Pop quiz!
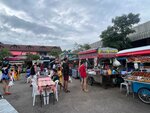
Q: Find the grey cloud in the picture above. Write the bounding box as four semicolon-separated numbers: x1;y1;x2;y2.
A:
0;0;150;50
0;14;56;35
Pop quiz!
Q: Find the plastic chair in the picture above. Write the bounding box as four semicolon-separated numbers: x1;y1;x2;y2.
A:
46;88;55;105
27;76;31;83
46;80;59;104
32;80;46;106
55;80;59;102
120;81;130;96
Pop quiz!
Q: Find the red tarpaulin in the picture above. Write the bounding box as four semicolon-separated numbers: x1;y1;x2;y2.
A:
11;51;22;56
11;51;37;56
117;50;150;57
117;45;150;57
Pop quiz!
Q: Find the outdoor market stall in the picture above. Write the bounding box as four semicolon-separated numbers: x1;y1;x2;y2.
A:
78;47;120;88
117;45;150;104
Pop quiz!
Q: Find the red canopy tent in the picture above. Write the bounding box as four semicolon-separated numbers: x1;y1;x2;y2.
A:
117;45;150;57
78;48;98;59
78;47;118;59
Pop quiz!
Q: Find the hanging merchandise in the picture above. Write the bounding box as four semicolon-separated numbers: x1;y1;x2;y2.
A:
110;59;112;64
94;58;97;67
0;70;2;81
113;58;121;67
107;69;112;75
134;62;138;69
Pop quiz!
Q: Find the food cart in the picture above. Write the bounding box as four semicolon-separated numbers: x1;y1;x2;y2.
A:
117;45;150;104
78;47;120;88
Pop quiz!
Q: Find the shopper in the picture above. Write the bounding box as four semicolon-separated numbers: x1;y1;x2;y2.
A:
30;65;35;78
1;64;11;95
40;63;44;75
51;69;59;82
26;66;31;83
79;61;88;92
57;67;63;90
36;64;41;76
62;58;70;93
30;65;36;87
34;62;37;74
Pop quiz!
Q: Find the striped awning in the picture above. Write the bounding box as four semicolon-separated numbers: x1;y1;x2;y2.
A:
117;45;150;57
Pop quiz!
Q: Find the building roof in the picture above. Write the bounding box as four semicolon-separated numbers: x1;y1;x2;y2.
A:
0;43;61;52
129;21;150;41
90;40;102;48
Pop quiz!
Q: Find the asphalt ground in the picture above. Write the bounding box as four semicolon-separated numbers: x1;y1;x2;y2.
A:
0;74;150;113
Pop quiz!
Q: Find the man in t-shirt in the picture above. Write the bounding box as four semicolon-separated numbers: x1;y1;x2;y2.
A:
62;58;70;93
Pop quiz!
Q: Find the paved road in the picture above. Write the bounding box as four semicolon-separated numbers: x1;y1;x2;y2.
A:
0;74;150;113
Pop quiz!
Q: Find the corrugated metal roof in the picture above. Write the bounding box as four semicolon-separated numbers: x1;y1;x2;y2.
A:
129;21;150;41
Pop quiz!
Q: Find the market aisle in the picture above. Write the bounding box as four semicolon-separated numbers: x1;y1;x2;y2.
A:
0;74;150;113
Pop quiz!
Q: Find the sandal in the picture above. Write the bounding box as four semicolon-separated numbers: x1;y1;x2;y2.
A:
5;92;11;95
84;89;88;93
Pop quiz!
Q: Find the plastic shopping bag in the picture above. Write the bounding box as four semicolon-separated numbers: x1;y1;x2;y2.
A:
69;76;72;83
8;79;14;87
113;58;121;67
8;81;14;87
0;71;2;81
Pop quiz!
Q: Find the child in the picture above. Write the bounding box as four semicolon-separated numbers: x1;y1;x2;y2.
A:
51;69;59;82
26;67;31;83
8;72;14;87
57;67;63;90
14;70;18;80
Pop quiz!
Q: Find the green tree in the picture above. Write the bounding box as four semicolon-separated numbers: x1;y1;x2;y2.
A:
0;48;11;61
49;49;62;58
73;42;91;53
100;13;140;50
79;44;91;50
26;53;40;61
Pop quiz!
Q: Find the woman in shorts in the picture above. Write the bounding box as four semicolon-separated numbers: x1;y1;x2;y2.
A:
2;64;11;95
79;61;88;92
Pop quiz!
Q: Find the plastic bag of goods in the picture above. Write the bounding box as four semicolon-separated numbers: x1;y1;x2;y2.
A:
113;59;121;67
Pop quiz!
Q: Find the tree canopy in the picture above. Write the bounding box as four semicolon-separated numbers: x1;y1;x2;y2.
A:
0;48;11;61
100;13;140;50
49;49;61;58
73;42;91;53
26;53;40;61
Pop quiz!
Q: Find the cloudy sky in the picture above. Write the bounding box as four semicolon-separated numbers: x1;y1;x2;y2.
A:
0;0;150;50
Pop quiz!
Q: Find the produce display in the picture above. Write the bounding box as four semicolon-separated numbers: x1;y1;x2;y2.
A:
127;71;150;83
127;56;150;63
132;71;150;77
